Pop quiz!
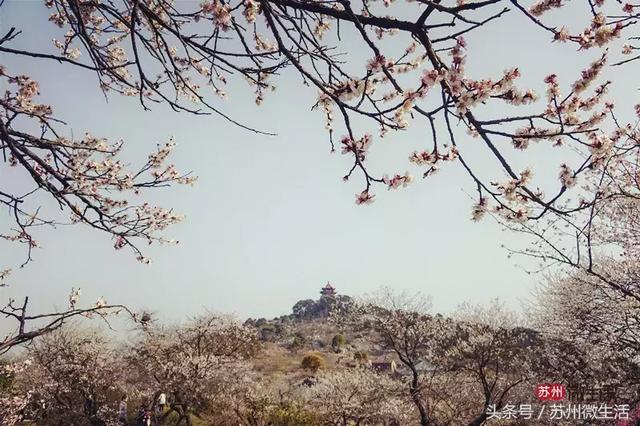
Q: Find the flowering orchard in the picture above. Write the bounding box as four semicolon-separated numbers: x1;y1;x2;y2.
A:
2;295;638;426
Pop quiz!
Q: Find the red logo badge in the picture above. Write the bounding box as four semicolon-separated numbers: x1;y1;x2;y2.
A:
536;383;566;401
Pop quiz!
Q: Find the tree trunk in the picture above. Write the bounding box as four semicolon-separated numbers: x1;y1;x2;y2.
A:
467;412;487;426
409;364;429;426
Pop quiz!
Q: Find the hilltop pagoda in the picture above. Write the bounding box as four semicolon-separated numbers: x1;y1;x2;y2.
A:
320;282;336;297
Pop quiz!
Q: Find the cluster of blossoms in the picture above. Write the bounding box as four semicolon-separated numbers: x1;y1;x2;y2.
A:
93;296;107;309
313;18;332;39
458;68;536;113
201;0;232;30
0;361;34;426
559;164;577;188
577;13;623;49
298;369;412;424
312;24;610;214
60;134;191;251
408;147;458;166
598;160;640;258
332;79;378;102
68;287;81;309
1;70;52;117
441;40;537;115
322;49;428;132
622;44;636;55
316;31;548;206
52;37;81;60
314;93;334;133
42;0;279;111
471;197;488;221
355;190;375;205
572;55;607;94
365;51;425;78
340;134;373;162
134;204;185;234
393;92;417;128
409;147;459;177
544;73;561;101
243;0;259;23
486;169;536;222
1;69;194;264
537;59;613;152
554;26;571;42
529;0;564;17
0;393;32;426
366;54;394;73
383;172;414;189
588;132;615;167
48;1;132;81
534;5;622;50
254;34;277;52
511;127;555;150
498;169;533;202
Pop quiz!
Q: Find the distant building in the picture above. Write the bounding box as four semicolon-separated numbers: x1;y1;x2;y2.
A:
290;282;353;320
320;282;337;297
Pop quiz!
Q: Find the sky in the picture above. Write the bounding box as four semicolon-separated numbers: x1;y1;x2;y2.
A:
1;0;636;329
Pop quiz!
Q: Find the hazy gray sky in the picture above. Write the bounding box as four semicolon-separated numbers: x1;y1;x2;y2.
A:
1;0;636;325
